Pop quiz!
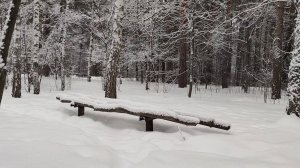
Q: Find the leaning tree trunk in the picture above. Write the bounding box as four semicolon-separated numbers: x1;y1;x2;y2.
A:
105;0;124;99
0;0;21;105
287;1;300;117
12;16;22;98
272;1;284;100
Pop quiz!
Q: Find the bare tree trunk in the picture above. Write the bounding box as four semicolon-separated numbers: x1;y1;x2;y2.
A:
21;17;31;93
161;60;165;83
188;1;195;98
141;63;144;84
87;1;94;82
87;33;93;82
222;0;234;89
241;20;251;93
105;0;124;99
60;0;69;91
135;62;139;81
178;0;187;88
145;61;149;90
283;2;297;86
12;16;22;98
0;0;22;105
145;0;154;91
32;0;41;95
272;1;284;100
254;25;261;84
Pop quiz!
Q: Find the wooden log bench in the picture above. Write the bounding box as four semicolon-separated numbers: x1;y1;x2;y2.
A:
56;94;231;132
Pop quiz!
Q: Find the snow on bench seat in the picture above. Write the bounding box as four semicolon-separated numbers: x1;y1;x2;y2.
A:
56;93;231;131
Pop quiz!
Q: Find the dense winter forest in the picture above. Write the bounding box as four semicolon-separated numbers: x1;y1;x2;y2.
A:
0;0;299;102
0;0;300;167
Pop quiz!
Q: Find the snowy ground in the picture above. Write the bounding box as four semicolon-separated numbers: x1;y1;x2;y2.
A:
0;77;299;168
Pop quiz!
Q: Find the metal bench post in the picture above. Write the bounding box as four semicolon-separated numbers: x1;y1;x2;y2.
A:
78;106;85;116
145;117;154;132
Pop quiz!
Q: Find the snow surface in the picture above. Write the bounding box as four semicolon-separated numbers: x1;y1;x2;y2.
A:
0;77;300;168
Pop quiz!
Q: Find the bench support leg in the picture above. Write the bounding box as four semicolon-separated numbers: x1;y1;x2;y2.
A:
78;106;84;116
145;117;153;132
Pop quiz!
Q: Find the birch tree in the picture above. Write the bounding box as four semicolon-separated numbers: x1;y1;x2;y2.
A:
105;0;124;98
31;0;41;94
87;0;94;82
60;0;69;91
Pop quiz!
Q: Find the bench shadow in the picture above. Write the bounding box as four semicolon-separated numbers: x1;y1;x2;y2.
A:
60;107;76;116
61;108;230;135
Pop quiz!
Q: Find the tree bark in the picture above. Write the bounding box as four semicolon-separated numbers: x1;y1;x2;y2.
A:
12;16;22;98
282;2;297;87
287;1;300;117
178;0;188;88
105;0;124;99
32;0;41;95
87;33;93;82
87;1;94;82
60;0;69;91
221;0;234;89
135;62;139;81
0;0;22;105
188;1;195;98
272;1;284;99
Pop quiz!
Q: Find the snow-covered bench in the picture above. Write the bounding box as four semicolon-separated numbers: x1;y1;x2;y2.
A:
56;93;231;131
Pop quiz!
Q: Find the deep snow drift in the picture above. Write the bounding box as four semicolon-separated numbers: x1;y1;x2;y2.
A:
0;77;299;168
